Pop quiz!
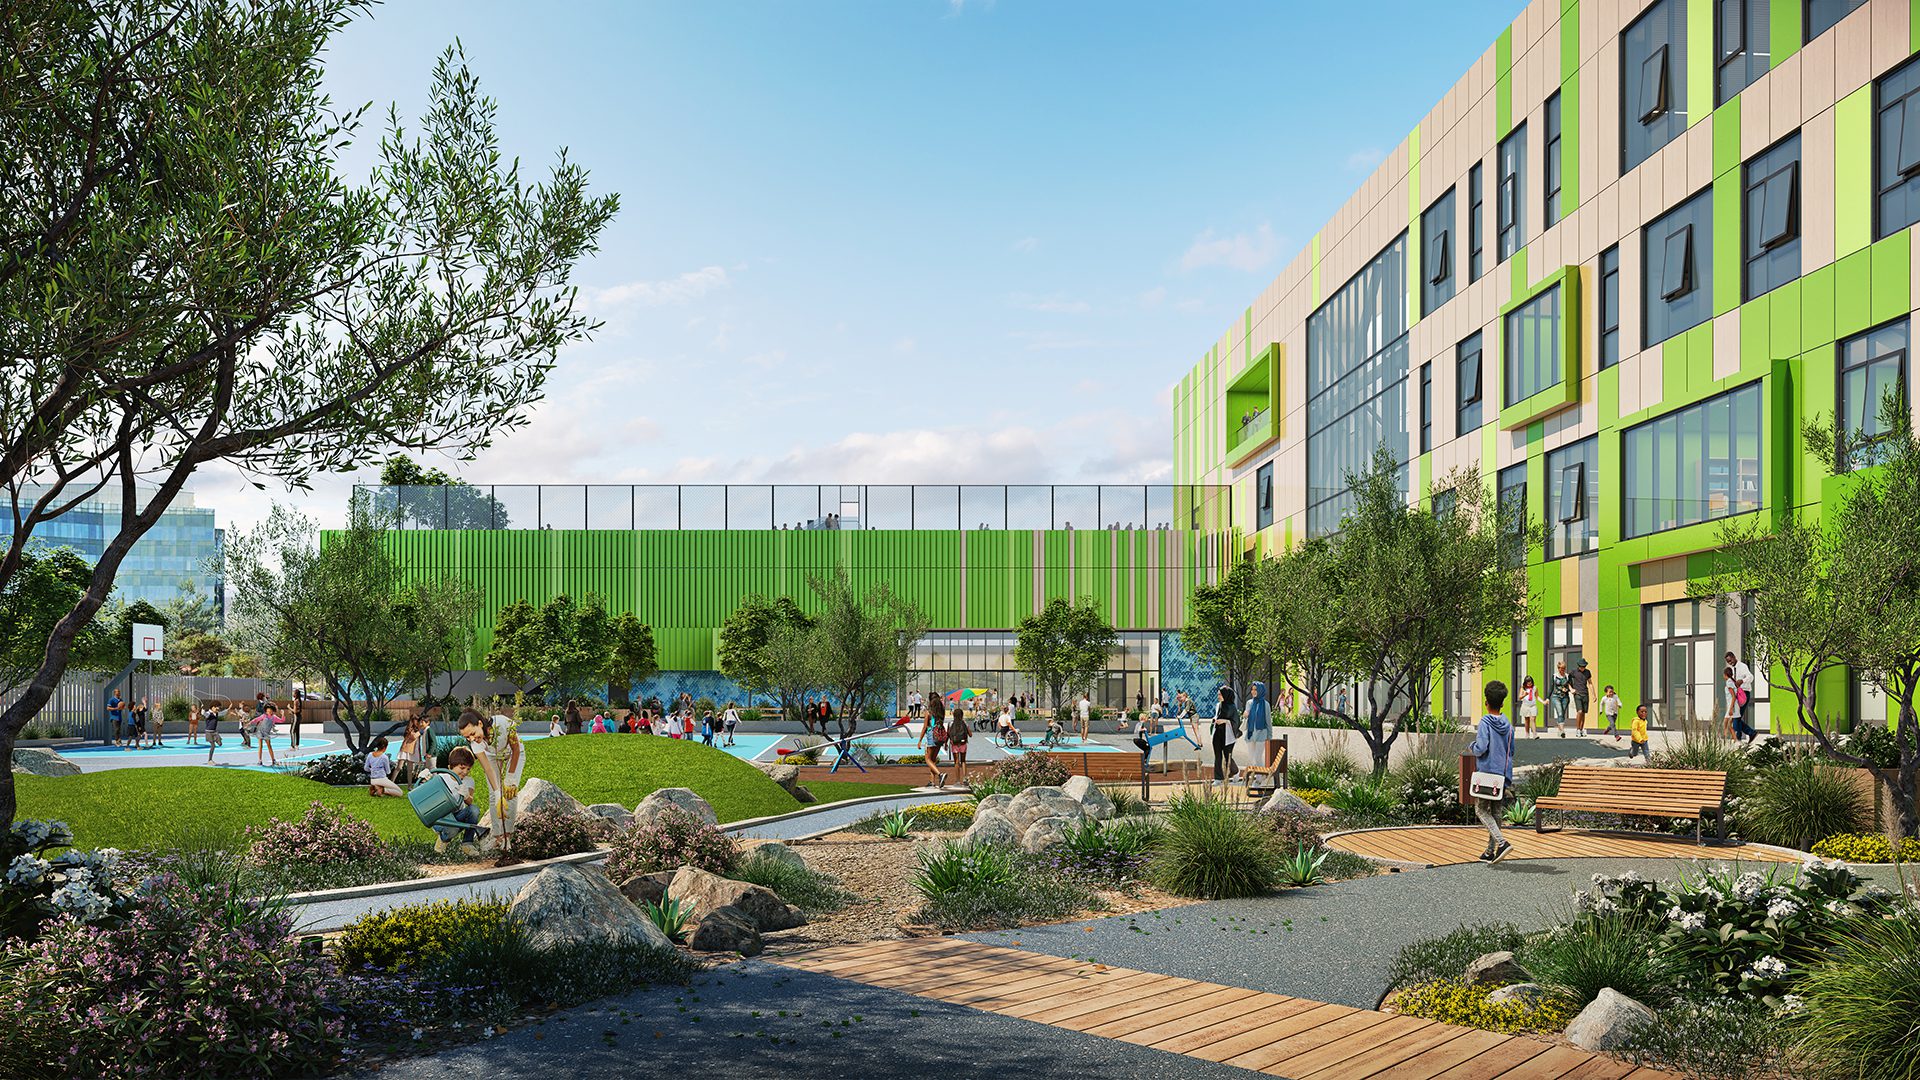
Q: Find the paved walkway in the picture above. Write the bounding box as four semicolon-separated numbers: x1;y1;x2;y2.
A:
772;938;1677;1079
1328;826;1802;867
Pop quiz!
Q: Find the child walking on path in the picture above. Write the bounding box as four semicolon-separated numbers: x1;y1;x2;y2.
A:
1471;680;1515;864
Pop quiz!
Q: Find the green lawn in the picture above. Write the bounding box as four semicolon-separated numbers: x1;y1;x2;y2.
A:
16;735;803;851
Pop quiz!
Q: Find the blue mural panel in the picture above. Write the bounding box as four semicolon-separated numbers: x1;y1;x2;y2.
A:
1158;631;1221;711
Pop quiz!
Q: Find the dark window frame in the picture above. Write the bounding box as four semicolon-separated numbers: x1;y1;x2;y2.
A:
1621;380;1765;539
1876;56;1920;239
1599;245;1622;368
1468;163;1485;282
1498;123;1527;262
1544;92;1563;229
1545;434;1601;560
1256;460;1276;530
1804;0;1866;43
1419;362;1434;453
1457;332;1485;437
1643;188;1714;348
1743;133;1802;300
1837;318;1911;471
1639;44;1671;123
1421;186;1458;315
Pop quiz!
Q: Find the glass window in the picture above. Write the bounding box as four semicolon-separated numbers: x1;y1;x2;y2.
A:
1432;486;1458;520
1419;363;1434;453
1457;333;1485;436
1545;436;1599;559
1805;0;1865;42
1498;462;1529;568
1599;246;1622;368
1876;56;1920;239
1643;189;1713;347
1504;282;1564;406
1256;461;1276;530
1305;234;1411;535
1498;124;1527;261
1744;134;1801;299
1716;0;1769;106
1838;319;1910;470
1543;93;1563;228
1422;187;1457;315
1623;381;1764;538
1622;0;1689;174
1468;163;1485;282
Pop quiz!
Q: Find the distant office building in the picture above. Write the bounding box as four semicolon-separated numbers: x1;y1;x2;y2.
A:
4;485;224;616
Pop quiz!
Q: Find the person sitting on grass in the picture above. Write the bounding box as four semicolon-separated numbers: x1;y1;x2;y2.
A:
435;746;482;854
367;736;404;797
590;713;607;734
549;712;564;738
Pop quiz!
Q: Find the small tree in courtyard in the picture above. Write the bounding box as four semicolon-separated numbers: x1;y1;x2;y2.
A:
807;566;927;738
485;592;638;701
1014;596;1117;712
1181;559;1260;704
718;594;814;706
1694;399;1920;837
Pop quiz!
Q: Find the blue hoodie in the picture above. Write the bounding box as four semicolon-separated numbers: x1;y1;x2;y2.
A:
1471;711;1515;782
1243;681;1272;740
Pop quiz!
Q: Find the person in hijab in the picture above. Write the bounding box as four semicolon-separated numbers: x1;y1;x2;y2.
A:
1243;681;1274;767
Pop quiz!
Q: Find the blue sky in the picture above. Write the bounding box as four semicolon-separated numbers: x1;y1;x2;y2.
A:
209;0;1523;528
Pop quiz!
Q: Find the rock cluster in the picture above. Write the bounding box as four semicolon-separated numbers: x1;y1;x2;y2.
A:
960;777;1115;853
10;747;80;777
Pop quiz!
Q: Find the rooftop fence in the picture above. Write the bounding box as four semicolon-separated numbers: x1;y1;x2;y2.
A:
355;483;1233;533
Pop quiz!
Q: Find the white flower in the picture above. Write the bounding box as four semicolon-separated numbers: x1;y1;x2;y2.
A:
1592;895;1619;915
1572;889;1595;912
1591;873;1609;887
48;879;108;921
1823;899;1856;917
1678;911;1707;932
1779;994;1806;1015
1745;956;1789;980
1734;872;1765;902
1619;869;1643;883
1766;897;1800;921
4;854;49;886
93;848;122;871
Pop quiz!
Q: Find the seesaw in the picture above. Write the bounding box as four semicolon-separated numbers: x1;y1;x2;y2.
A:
775;716;913;773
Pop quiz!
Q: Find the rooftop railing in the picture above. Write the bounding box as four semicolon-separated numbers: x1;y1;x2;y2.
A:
355;483;1232;533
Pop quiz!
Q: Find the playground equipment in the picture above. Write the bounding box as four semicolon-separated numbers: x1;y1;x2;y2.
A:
775;716;914;773
1133;713;1203;799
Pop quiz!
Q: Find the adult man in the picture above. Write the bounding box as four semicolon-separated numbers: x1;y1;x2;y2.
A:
1726;651;1757;743
1568;658;1593;735
106;689;125;746
1075;692;1091;742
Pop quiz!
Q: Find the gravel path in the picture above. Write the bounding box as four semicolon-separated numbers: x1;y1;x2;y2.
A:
962;855;1877;1010
363;959;1250;1080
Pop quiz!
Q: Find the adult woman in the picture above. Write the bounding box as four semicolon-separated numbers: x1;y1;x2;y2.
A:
1212;685;1240;785
919;692;948;787
458;708;526;863
1551;660;1572;737
564;698;583;736
1243;681;1275;767
945;701;971;787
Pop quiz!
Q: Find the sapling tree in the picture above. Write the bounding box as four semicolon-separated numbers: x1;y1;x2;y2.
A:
1180;560;1260;705
0;0;615;831
1013;596;1118;713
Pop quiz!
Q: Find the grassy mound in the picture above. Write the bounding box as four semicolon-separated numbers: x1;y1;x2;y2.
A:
16;735;803;850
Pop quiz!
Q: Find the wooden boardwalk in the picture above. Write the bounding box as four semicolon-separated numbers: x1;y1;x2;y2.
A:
1327;826;1803;867
772;937;1678;1080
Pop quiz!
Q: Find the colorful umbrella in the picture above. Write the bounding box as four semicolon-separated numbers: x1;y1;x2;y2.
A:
944;688;992;702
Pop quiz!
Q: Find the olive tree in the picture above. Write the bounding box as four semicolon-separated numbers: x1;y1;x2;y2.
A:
0;0;615;831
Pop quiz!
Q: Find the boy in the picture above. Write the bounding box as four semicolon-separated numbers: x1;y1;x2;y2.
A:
367;735;403;796
1469;680;1516;864
699;711;715;746
205;702;224;762
435;746;482;852
1628;705;1650;760
1599;685;1624;739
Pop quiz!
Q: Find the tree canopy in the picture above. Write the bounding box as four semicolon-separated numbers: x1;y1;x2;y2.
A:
379;453;510;530
717;594;814;701
0;0;615;832
1013;596;1118;711
1180;560;1261;702
484;592;657;704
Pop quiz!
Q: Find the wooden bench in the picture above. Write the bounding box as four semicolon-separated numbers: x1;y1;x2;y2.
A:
1534;766;1729;844
1236;734;1290;800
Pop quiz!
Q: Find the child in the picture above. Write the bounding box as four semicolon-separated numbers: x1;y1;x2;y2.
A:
186;702;201;744
395;718;422;785
590;714;607;734
257;704;279;766
435;746;482;852
1629;705;1650;760
204;703;224;762
1469;679;1515;863
722;703;739;747
699;711;715;746
548;712;565;738
367;736;404;796
127;698;146;750
1517;675;1539;737
682;711;696;740
1599;685;1623;739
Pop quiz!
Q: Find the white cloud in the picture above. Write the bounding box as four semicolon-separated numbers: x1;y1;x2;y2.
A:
1178;223;1278;273
1345;147;1385;172
1011;236;1039;253
1173;297;1207;313
590;266;730;309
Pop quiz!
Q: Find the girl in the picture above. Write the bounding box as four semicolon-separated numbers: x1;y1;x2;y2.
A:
257;703;279;767
590;714;607;734
396;716;423;784
945;702;970;787
722;702;740;747
366;736;404;797
1723;665;1741;741
921;693;948;787
1517;675;1540;737
186;701;201;744
548;712;565;739
1551;660;1572;737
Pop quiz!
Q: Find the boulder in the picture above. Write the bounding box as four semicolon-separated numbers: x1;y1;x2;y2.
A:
586;802;634;830
1020;815;1075;854
975;793;1015;817
668;866;805;932
10;747;80;778
754;762;817;804
515;777;585;818
744;840;807;871
1565;988;1656;1050
687;905;763;956
960;807;1022;848
1004;786;1088;832
1260;790;1319;815
616;870;678;907
1061;776;1114;820
510;864;673;953
1485;983;1551;1009
1464;950;1528;986
633;788;718;828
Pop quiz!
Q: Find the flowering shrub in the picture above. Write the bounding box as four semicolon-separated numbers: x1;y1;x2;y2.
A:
1391;978;1574;1034
604;807;736;880
906;800;976;829
0;877;352;1079
245;801;385;869
1288;787;1334;805
1810;832;1920;863
989;752;1071;790
1263;809;1328;855
298;752;370;786
2;819;139;943
510;806;599;861
1055;817;1161;882
336;898;515;973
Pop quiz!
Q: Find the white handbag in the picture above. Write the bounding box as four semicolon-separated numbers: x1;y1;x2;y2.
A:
1470;771;1507;800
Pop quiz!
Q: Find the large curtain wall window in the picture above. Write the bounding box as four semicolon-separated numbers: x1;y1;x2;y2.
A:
1503;282;1565;406
1838;319;1909;470
1305;233;1411;536
1643;596;1767;730
1622;0;1688;174
902;630;1163;713
1622;381;1763;538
